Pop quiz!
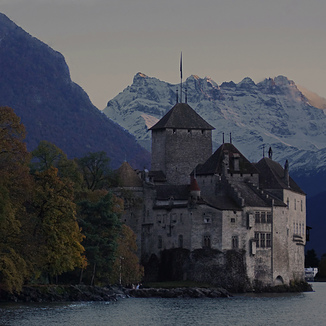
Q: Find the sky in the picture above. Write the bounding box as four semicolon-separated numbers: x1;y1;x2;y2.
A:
2;0;326;109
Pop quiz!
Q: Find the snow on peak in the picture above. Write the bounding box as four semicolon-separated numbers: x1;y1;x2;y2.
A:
103;73;326;174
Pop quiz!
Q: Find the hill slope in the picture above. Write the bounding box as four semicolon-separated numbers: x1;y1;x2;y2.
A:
0;13;150;169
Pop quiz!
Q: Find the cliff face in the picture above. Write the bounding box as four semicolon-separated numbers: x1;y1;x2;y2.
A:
0;13;150;169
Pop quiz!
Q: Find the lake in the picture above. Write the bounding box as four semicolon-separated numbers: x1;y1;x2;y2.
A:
0;282;325;326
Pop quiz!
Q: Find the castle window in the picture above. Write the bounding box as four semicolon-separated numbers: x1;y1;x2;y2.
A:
157;214;161;225
204;217;211;224
178;235;183;248
173;129;176;134
158;236;162;249
301;200;303;211
287;198;289;209
267;212;272;223
232;235;239;249
294;199;296;210
180;213;183;223
260;233;266;248
266;233;271;247
255;212;260;223
255;232;260;248
260;212;266;223
203;235;211;248
201;130;205;134
231;217;236;223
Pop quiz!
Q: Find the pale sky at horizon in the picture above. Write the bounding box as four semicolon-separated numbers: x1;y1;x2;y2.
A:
2;0;326;109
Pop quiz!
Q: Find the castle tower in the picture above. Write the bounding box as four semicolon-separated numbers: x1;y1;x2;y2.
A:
149;102;214;185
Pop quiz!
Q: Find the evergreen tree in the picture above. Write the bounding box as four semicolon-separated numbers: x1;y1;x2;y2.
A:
78;192;121;285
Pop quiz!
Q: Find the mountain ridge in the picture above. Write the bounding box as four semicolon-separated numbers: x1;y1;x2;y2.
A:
0;13;150;169
103;72;326;192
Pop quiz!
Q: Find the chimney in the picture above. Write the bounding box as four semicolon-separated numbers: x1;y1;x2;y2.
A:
284;160;290;187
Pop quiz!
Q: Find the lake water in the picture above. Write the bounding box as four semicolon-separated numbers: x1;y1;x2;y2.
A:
1;283;325;326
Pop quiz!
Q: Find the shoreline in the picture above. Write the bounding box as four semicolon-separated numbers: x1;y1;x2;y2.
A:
0;281;313;303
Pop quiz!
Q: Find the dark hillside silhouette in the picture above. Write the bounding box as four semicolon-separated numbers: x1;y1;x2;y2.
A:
0;13;150;169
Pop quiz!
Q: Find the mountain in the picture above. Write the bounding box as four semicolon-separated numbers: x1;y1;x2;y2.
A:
0;13;150;169
103;72;326;195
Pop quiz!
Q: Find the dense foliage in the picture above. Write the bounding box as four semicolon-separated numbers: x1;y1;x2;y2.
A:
0;107;142;293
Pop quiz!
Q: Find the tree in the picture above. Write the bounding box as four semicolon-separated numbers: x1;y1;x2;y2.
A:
78;192;121;285
77;151;116;191
305;249;320;268
318;254;326;278
109;224;144;286
0;107;31;292
31;140;82;188
0;182;29;293
30;167;86;281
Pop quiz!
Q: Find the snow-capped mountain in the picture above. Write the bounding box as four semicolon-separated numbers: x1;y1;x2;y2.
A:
103;73;326;187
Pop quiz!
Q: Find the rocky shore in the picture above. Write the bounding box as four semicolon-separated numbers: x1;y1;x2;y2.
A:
127;287;232;298
0;281;312;303
0;285;128;303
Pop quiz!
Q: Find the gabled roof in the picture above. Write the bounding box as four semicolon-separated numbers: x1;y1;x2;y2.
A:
196;143;259;175
254;158;305;195
148;170;166;182
155;184;190;200
115;161;143;187
149;103;215;131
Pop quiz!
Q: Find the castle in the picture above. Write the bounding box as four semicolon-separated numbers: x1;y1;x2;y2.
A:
115;101;306;289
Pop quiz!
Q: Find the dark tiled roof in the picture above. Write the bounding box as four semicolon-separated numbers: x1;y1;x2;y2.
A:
115;161;143;187
196;143;259;175
254;158;305;195
202;194;242;210
155;184;189;200
149;170;166;182
149;103;215;130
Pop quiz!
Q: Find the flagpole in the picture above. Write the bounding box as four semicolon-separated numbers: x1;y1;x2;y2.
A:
180;52;183;103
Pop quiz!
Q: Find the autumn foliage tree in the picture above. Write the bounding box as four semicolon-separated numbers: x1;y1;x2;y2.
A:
0;107;31;292
29;167;86;282
109;224;144;286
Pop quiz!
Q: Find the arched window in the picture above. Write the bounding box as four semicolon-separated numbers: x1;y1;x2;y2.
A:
203;235;211;248
158;236;162;249
178;235;183;248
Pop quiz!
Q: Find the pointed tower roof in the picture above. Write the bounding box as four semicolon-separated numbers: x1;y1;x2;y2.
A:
149;103;214;130
195;143;258;175
254;158;305;194
116;161;143;187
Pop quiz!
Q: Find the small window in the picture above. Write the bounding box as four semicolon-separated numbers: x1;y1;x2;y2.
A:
178;235;183;248
301;200;303;212
261;212;266;223
204;218;211;224
255;232;260;248
158;236;162;249
266;233;271;247
287;198;290;209
260;233;265;248
232;235;239;249
173;129;176;134
267;212;272;223
294;199;296;210
231;218;236;223
255;212;260;223
203;235;211;248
